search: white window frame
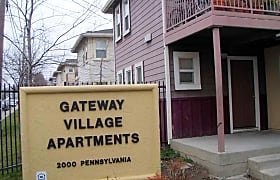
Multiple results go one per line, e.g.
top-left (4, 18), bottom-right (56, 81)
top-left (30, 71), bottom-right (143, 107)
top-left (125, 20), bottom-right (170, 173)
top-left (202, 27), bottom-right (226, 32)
top-left (134, 61), bottom-right (144, 84)
top-left (117, 70), bottom-right (124, 84)
top-left (173, 51), bottom-right (201, 90)
top-left (114, 4), bottom-right (122, 42)
top-left (124, 66), bottom-right (133, 84)
top-left (95, 40), bottom-right (107, 59)
top-left (122, 0), bottom-right (131, 36)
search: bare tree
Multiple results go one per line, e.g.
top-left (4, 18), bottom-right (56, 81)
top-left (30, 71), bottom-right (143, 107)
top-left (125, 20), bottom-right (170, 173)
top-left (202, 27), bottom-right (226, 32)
top-left (3, 0), bottom-right (110, 86)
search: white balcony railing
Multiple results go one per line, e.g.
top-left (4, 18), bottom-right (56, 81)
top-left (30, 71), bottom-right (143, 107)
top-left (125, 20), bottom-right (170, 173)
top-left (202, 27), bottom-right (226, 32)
top-left (166, 0), bottom-right (280, 30)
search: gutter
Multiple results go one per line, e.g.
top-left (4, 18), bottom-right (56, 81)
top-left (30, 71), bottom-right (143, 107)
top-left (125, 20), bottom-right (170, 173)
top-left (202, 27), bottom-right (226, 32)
top-left (102, 0), bottom-right (115, 14)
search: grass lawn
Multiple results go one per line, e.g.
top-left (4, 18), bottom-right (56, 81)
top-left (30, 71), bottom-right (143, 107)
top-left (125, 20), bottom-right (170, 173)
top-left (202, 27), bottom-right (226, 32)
top-left (0, 110), bottom-right (22, 178)
top-left (0, 171), bottom-right (22, 180)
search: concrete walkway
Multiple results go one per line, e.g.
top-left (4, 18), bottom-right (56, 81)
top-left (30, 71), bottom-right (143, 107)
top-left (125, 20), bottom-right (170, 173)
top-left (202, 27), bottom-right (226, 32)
top-left (173, 131), bottom-right (280, 153)
top-left (171, 130), bottom-right (280, 177)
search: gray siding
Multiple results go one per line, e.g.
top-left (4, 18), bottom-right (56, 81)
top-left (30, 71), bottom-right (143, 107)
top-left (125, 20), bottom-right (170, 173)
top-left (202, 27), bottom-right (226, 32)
top-left (114, 0), bottom-right (165, 82)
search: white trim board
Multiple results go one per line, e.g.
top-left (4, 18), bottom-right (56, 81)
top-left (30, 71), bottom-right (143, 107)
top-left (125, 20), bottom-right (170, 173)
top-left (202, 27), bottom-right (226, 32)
top-left (227, 56), bottom-right (260, 134)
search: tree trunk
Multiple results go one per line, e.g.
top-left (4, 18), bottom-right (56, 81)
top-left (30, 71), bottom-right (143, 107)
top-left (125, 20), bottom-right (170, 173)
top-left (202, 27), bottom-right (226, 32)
top-left (26, 0), bottom-right (34, 86)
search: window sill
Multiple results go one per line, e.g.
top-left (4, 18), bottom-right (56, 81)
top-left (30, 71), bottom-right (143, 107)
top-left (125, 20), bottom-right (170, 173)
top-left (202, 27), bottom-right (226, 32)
top-left (175, 84), bottom-right (202, 90)
top-left (123, 29), bottom-right (130, 37)
top-left (115, 36), bottom-right (122, 43)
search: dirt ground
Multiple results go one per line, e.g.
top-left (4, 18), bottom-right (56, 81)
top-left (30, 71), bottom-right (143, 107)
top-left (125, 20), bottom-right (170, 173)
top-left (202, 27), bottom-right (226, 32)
top-left (160, 157), bottom-right (218, 180)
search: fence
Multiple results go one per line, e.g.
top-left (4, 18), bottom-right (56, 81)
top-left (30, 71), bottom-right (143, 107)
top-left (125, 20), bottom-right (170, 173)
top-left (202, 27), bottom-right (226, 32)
top-left (0, 84), bottom-right (21, 175)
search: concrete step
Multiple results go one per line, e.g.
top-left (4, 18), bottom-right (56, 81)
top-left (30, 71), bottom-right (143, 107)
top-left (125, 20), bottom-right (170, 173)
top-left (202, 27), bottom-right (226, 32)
top-left (260, 167), bottom-right (280, 180)
top-left (248, 153), bottom-right (280, 180)
top-left (248, 153), bottom-right (280, 171)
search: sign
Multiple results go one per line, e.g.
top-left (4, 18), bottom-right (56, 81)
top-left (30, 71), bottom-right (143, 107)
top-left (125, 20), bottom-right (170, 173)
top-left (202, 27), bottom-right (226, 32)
top-left (20, 85), bottom-right (160, 180)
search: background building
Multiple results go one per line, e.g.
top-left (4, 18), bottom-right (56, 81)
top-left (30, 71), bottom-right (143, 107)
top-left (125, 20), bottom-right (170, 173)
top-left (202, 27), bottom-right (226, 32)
top-left (51, 59), bottom-right (78, 86)
top-left (71, 29), bottom-right (115, 83)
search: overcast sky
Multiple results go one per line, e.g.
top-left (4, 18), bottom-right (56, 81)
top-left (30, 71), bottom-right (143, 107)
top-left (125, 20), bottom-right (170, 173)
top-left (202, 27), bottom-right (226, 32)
top-left (4, 0), bottom-right (113, 80)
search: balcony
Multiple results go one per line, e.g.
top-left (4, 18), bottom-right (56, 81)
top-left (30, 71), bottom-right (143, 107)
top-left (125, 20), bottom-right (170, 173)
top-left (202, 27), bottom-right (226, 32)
top-left (165, 0), bottom-right (280, 44)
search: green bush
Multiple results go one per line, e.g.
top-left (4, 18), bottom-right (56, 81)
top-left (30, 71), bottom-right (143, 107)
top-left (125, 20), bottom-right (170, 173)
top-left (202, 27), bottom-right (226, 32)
top-left (160, 145), bottom-right (180, 160)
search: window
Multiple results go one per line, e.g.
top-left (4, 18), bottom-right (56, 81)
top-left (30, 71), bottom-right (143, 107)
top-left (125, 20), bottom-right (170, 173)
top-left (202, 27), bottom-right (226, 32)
top-left (96, 40), bottom-right (107, 58)
top-left (173, 52), bottom-right (201, 90)
top-left (69, 68), bottom-right (74, 73)
top-left (125, 66), bottom-right (132, 84)
top-left (122, 0), bottom-right (130, 36)
top-left (134, 61), bottom-right (144, 84)
top-left (117, 70), bottom-right (123, 84)
top-left (114, 4), bottom-right (121, 42)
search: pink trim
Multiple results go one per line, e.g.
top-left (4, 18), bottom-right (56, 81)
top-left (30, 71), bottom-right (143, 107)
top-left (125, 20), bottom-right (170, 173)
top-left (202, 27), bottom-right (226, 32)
top-left (212, 13), bottom-right (280, 30)
top-left (212, 28), bottom-right (225, 153)
top-left (165, 13), bottom-right (213, 44)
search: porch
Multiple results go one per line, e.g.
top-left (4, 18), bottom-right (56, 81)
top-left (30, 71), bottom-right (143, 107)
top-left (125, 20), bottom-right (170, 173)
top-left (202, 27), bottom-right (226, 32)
top-left (171, 130), bottom-right (280, 177)
top-left (164, 0), bottom-right (280, 44)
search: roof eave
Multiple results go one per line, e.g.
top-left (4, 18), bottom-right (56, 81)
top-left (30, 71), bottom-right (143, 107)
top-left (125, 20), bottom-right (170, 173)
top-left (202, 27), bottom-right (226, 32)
top-left (102, 0), bottom-right (116, 14)
top-left (71, 33), bottom-right (113, 53)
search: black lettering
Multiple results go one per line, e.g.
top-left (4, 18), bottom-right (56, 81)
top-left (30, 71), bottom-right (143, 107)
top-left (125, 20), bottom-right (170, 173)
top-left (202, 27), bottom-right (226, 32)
top-left (122, 134), bottom-right (130, 144)
top-left (95, 118), bottom-right (104, 128)
top-left (63, 119), bottom-right (72, 130)
top-left (131, 133), bottom-right (140, 143)
top-left (57, 162), bottom-right (61, 168)
top-left (65, 137), bottom-right (75, 148)
top-left (115, 117), bottom-right (123, 127)
top-left (75, 137), bottom-right (84, 147)
top-left (87, 118), bottom-right (94, 129)
top-left (88, 101), bottom-right (96, 111)
top-left (74, 119), bottom-right (78, 129)
top-left (116, 99), bottom-right (124, 110)
top-left (127, 156), bottom-right (131, 162)
top-left (120, 157), bottom-right (125, 162)
top-left (93, 136), bottom-right (104, 146)
top-left (71, 101), bottom-right (80, 112)
top-left (105, 135), bottom-right (113, 145)
top-left (79, 101), bottom-right (87, 111)
top-left (47, 138), bottom-right (56, 149)
top-left (113, 134), bottom-right (122, 144)
top-left (57, 138), bottom-right (66, 149)
top-left (60, 101), bottom-right (69, 112)
top-left (78, 119), bottom-right (86, 129)
top-left (81, 160), bottom-right (85, 166)
top-left (84, 136), bottom-right (92, 146)
top-left (109, 100), bottom-right (117, 110)
top-left (105, 117), bottom-right (114, 127)
top-left (104, 159), bottom-right (108, 164)
top-left (97, 100), bottom-right (109, 110)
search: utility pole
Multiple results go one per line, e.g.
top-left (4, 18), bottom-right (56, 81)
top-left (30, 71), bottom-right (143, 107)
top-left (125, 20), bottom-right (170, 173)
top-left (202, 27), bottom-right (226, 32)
top-left (0, 0), bottom-right (6, 84)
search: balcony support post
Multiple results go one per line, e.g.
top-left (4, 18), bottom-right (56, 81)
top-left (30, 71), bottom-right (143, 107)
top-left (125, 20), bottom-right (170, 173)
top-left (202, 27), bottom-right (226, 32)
top-left (212, 27), bottom-right (225, 153)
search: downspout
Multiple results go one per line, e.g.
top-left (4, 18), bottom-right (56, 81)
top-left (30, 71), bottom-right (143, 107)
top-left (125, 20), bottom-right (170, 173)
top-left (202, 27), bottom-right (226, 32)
top-left (161, 0), bottom-right (173, 143)
top-left (112, 11), bottom-right (117, 83)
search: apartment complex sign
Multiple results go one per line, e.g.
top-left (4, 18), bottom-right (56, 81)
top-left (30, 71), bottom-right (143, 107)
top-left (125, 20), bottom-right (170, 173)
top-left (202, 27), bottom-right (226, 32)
top-left (20, 85), bottom-right (160, 180)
